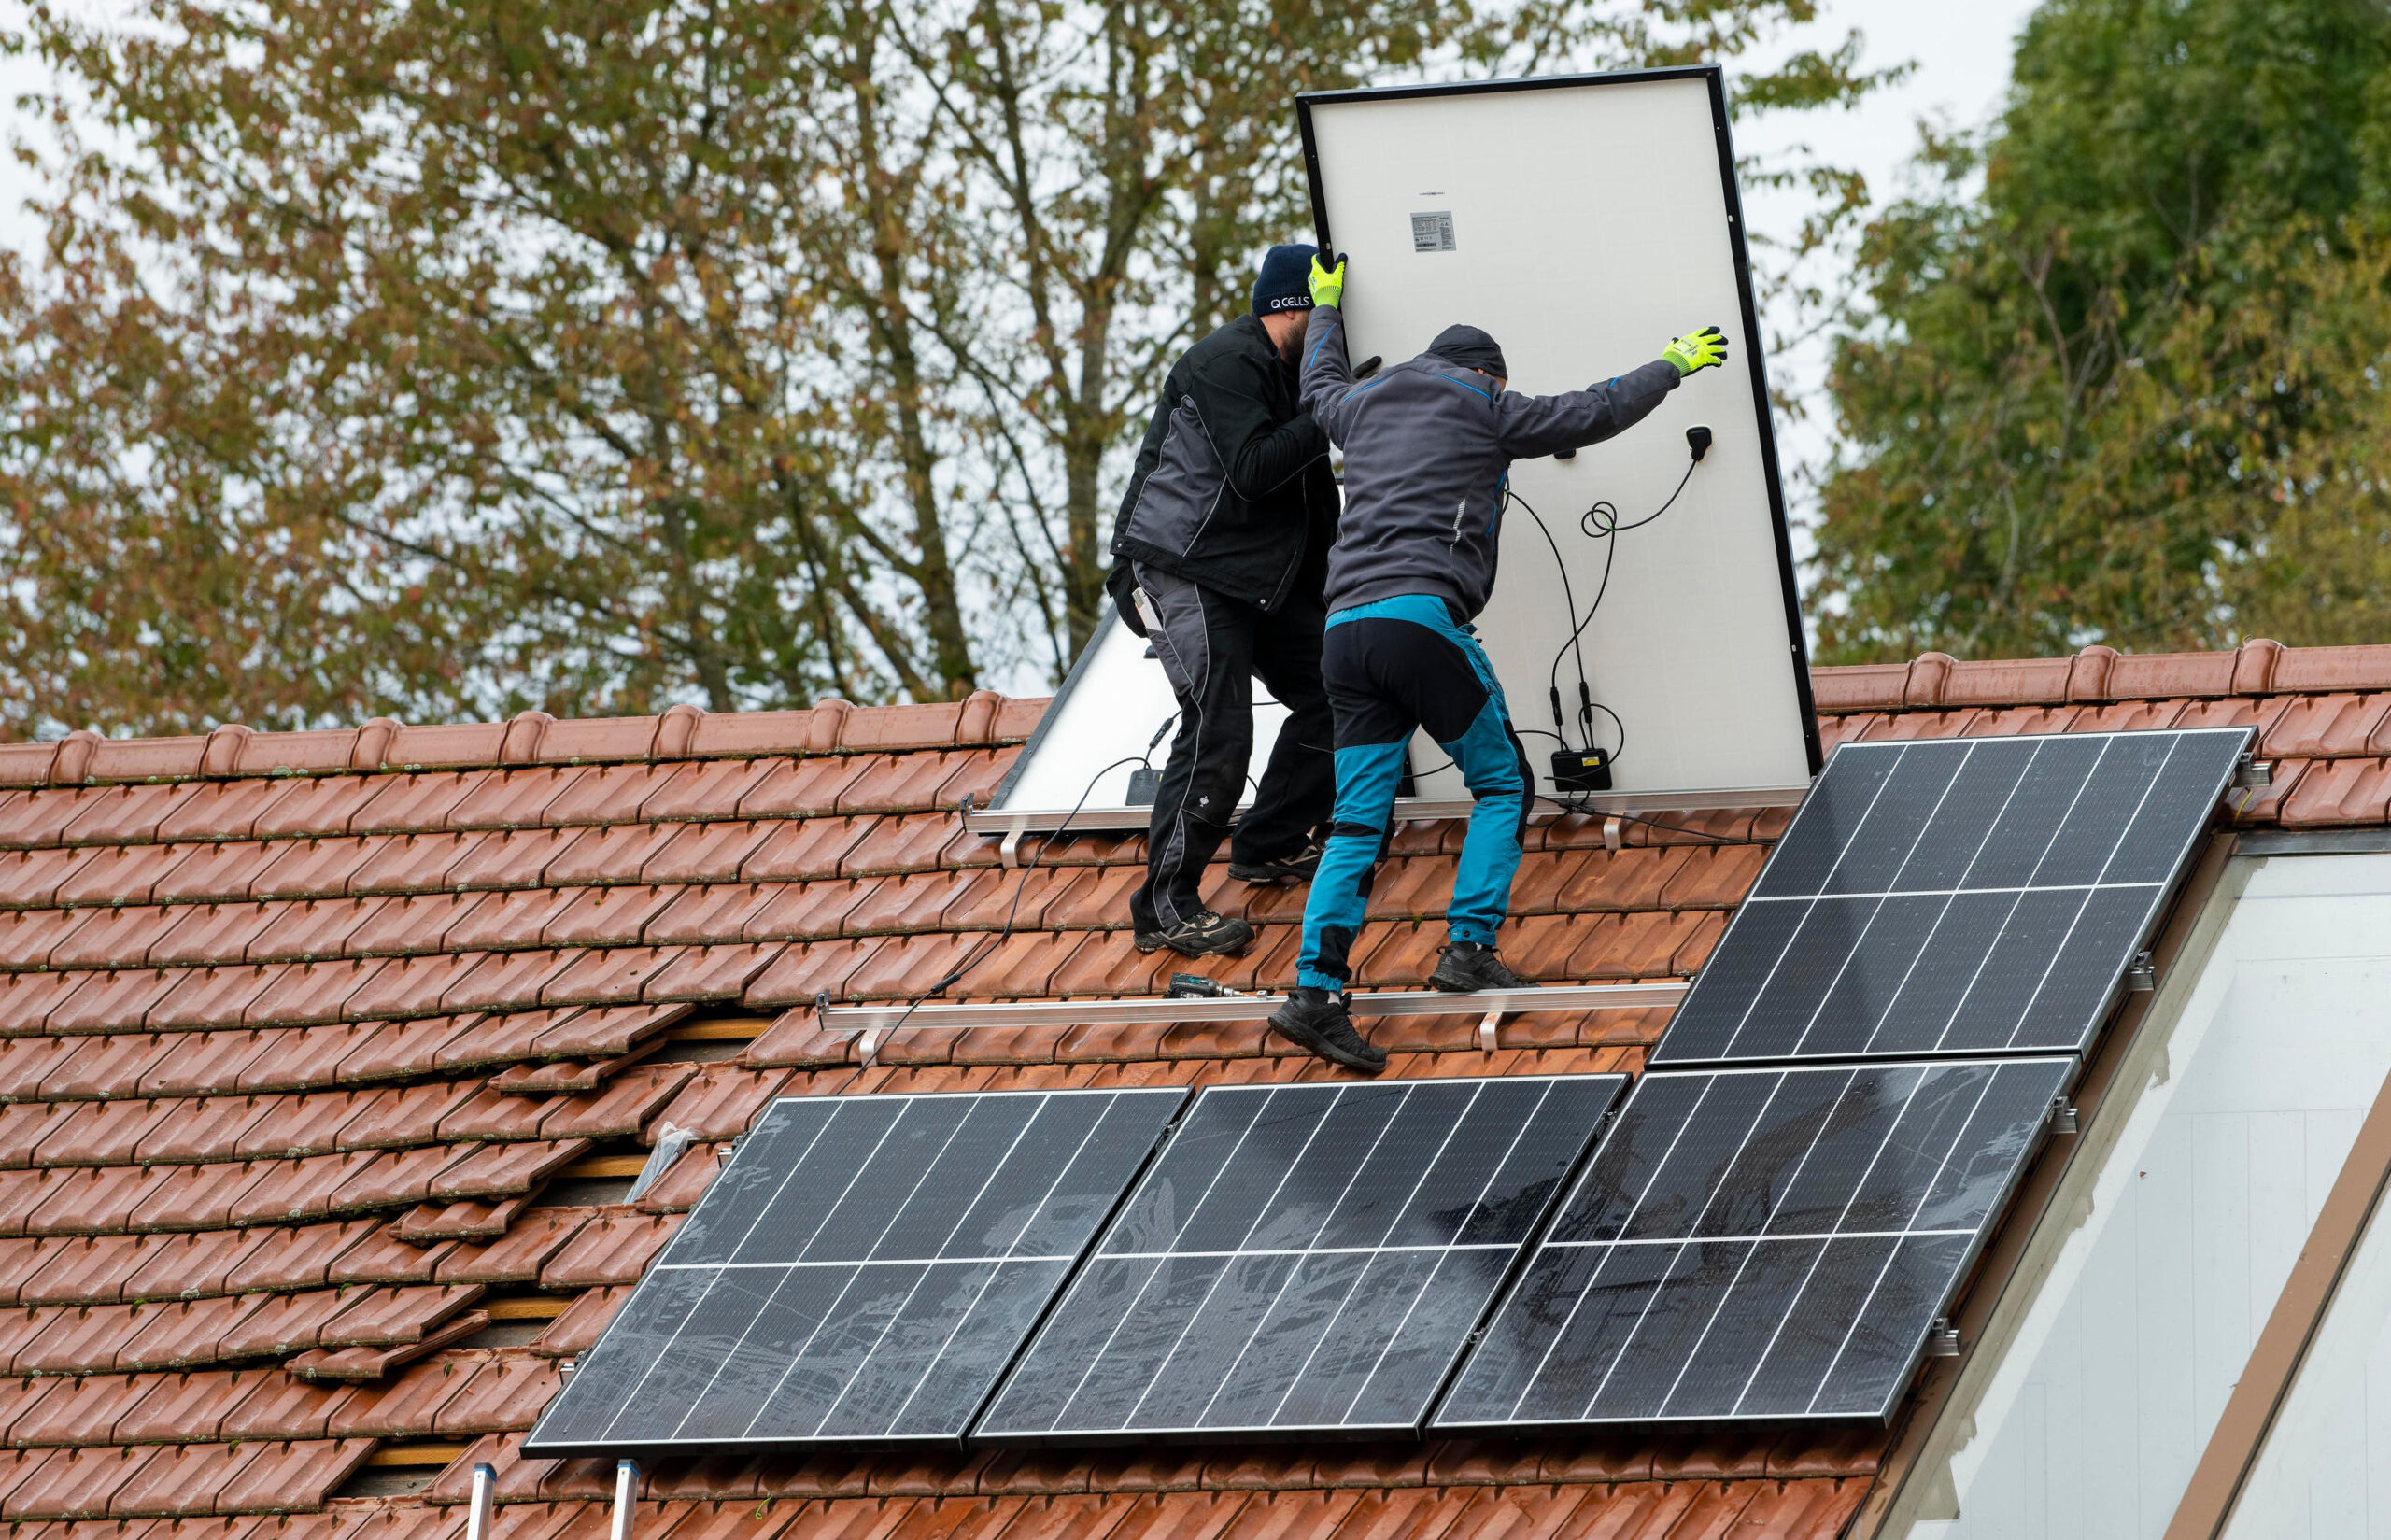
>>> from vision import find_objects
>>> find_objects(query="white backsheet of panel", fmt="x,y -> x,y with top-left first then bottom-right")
1303,71 -> 1817,800
994,613 -> 1289,818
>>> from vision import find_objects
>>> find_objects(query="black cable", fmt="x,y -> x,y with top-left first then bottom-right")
1508,456 -> 1700,763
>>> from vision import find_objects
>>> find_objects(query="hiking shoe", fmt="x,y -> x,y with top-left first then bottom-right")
1228,841 -> 1323,883
1267,987 -> 1388,1073
1429,941 -> 1535,993
1133,911 -> 1254,957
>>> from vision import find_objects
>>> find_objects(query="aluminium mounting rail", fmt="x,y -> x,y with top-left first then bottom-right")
819,981 -> 1690,1062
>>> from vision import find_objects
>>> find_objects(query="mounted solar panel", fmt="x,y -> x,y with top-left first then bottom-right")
522,1087 -> 1186,1455
1650,728 -> 2250,1066
974,1074 -> 1625,1443
1432,1056 -> 2070,1431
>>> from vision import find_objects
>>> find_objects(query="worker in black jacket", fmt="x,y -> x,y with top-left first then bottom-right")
1106,244 -> 1341,958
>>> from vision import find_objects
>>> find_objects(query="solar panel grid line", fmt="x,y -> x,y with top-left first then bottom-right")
1700,734 -> 1971,1063
1772,1063 -> 2003,1419
1671,1058 -> 1975,1420
1430,1058 -> 2073,1431
1991,732 -> 2193,1054
522,1085 -> 1189,1455
588,1095 -> 890,1445
1916,738 -> 2123,1060
1741,881 -> 2164,902
652,1254 -> 1083,1270
1494,1072 -> 1721,1422
1134,1081 -> 1364,1432
1188,1081 -> 1463,1433
642,1095 -> 969,1444
974,1074 -> 1626,1443
803,1093 -> 1084,1440
772,1091 -> 1163,1443
1653,728 -> 2250,1066
1324,1079 -> 1573,1433
1065,1078 -> 1447,1436
1040,1080 -> 1301,1433
1771,736 -> 2072,1063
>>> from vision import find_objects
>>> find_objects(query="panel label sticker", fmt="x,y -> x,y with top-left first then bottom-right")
1410,210 -> 1456,252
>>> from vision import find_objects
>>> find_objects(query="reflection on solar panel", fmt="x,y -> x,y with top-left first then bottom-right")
977,1075 -> 1624,1441
522,1087 -> 1186,1454
1432,1057 -> 2069,1430
1651,728 -> 2248,1065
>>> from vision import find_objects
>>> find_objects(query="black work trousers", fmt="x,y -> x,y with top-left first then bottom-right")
1129,562 -> 1335,932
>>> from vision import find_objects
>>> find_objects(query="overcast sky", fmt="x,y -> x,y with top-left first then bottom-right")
1738,0 -> 2043,517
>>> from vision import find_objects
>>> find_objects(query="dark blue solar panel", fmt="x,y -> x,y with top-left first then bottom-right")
523,1086 -> 1186,1454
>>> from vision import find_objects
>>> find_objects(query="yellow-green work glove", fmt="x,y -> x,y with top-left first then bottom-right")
1309,254 -> 1346,309
1662,324 -> 1728,375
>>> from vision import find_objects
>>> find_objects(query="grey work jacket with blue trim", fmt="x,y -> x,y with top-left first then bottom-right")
1299,304 -> 1681,620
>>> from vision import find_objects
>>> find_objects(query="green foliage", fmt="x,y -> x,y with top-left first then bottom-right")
0,0 -> 1885,737
1814,0 -> 2391,662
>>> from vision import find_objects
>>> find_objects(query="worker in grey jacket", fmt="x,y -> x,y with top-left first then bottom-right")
1266,254 -> 1728,1072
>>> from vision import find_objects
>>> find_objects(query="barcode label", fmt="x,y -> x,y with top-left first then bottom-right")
1410,210 -> 1457,252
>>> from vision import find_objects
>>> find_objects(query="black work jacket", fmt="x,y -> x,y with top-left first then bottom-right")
1107,313 -> 1337,615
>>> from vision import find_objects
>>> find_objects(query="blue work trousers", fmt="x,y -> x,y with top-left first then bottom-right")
1295,595 -> 1534,991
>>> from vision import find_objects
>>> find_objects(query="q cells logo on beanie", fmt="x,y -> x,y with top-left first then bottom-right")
1252,243 -> 1320,317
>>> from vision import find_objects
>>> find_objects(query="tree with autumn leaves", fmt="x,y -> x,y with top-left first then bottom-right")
0,0 -> 1885,737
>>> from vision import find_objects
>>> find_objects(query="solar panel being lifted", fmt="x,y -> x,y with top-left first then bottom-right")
1433,1056 -> 2069,1431
522,1087 -> 1186,1455
977,1074 -> 1625,1443
1650,728 -> 2249,1066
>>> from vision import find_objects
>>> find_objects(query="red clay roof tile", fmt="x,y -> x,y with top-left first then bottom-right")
344,953 -> 477,1021
529,1286 -> 622,1360
539,1210 -> 679,1288
542,764 -> 673,827
734,756 -> 870,820
146,843 -> 276,906
432,1209 -> 587,1286
123,1229 -> 271,1303
741,881 -> 867,942
21,1235 -> 145,1305
643,760 -> 783,824
740,817 -> 875,883
2281,756 -> 2391,827
398,1192 -> 531,1242
542,825 -> 679,889
222,1222 -> 376,1295
245,894 -> 380,970
541,887 -> 679,951
0,848 -> 99,911
541,948 -> 675,1010
58,784 -> 201,849
0,910 -> 90,972
644,883 -> 779,946
332,1017 -> 479,1085
448,766 -> 587,832
347,832 -> 481,897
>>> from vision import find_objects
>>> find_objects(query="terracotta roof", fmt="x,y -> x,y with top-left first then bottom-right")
0,640 -> 2378,1538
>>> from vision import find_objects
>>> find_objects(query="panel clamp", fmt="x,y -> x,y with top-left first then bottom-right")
2124,951 -> 2157,991
2049,1097 -> 2079,1136
1925,1318 -> 1960,1358
2234,756 -> 2273,790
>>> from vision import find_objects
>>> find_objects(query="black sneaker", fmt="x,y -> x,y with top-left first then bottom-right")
1133,911 -> 1254,957
1227,841 -> 1323,883
1429,941 -> 1535,992
1267,987 -> 1388,1073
